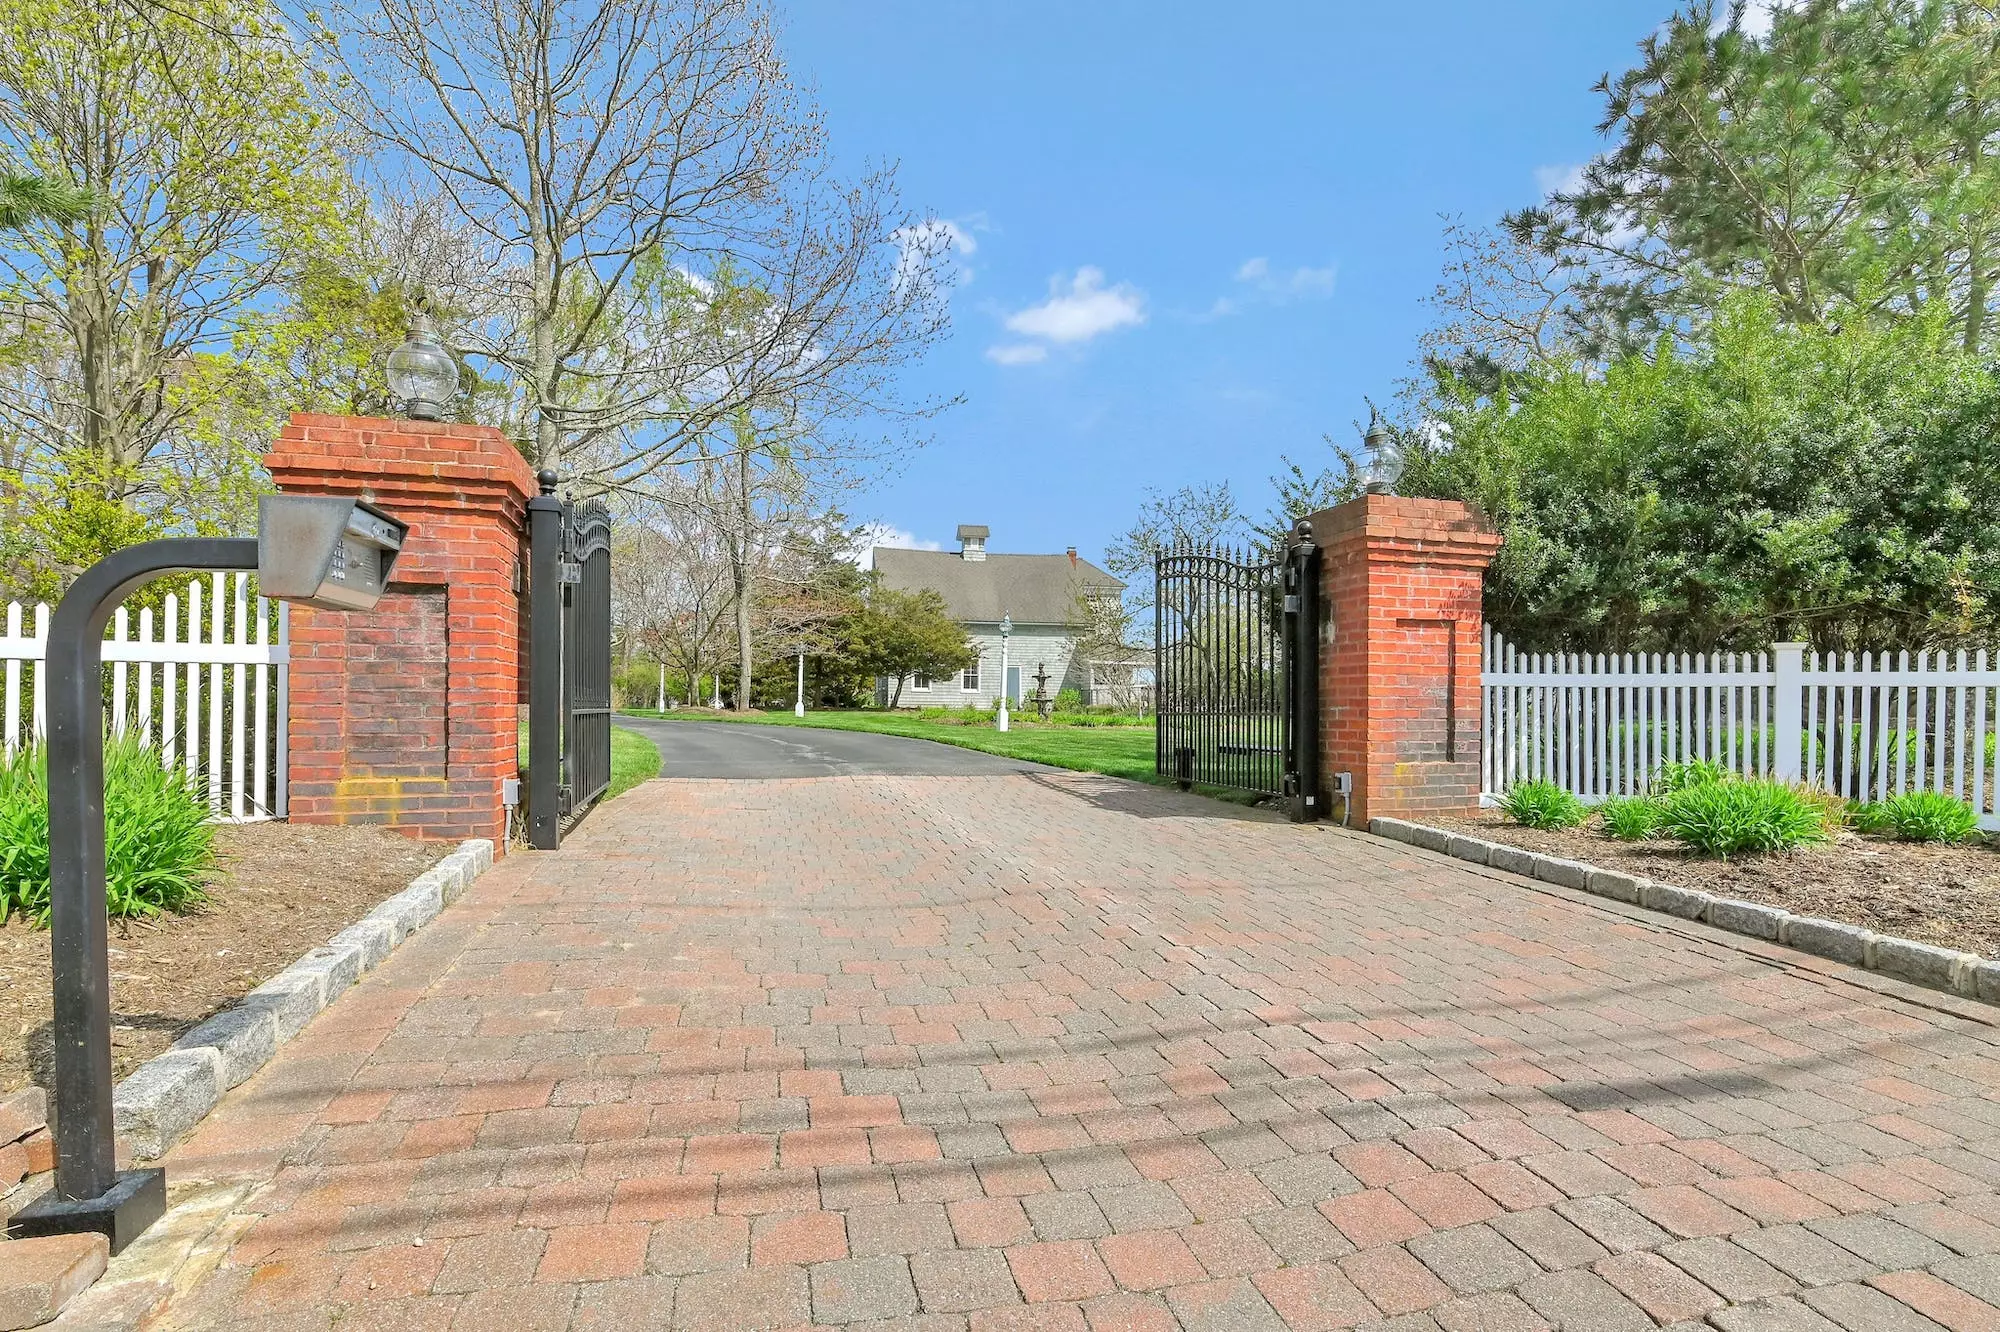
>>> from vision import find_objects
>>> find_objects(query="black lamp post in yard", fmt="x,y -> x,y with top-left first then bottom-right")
5,498 -> 406,1253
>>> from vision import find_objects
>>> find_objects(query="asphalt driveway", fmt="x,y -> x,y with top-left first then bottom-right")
617,716 -> 1059,779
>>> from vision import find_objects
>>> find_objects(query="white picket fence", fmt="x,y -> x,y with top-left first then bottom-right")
1,574 -> 290,821
1481,629 -> 2000,828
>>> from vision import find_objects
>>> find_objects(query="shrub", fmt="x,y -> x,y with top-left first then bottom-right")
1657,779 -> 1827,857
1880,790 -> 1980,843
0,741 -> 212,925
1599,796 -> 1660,840
1848,801 -> 1895,834
1651,760 -> 1730,795
1499,780 -> 1587,829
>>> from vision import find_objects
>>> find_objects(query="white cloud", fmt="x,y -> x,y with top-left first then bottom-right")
1002,267 -> 1146,344
985,342 -> 1048,366
1534,163 -> 1588,198
1232,256 -> 1335,302
853,524 -> 942,570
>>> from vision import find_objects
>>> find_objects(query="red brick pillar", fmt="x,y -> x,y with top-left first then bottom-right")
264,413 -> 537,850
1308,495 -> 1502,826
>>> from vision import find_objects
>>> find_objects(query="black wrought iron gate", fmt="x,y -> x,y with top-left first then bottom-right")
1155,521 -> 1321,820
528,474 -> 613,849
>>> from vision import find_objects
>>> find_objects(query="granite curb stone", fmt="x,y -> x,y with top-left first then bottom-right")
1706,898 -> 1791,942
110,838 -> 494,1161
1640,881 -> 1715,920
1532,856 -> 1593,891
1778,916 -> 1876,967
1585,868 -> 1646,904
1368,821 -> 1995,1006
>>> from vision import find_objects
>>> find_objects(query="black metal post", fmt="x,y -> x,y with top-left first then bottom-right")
527,471 -> 563,849
6,537 -> 258,1252
1285,521 -> 1323,823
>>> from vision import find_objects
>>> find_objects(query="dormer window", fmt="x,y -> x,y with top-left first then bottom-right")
957,524 -> 989,561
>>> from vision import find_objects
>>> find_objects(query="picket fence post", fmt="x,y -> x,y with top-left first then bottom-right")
1771,642 -> 1806,782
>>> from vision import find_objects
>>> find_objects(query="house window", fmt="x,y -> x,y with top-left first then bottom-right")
912,672 -> 931,690
962,658 -> 980,691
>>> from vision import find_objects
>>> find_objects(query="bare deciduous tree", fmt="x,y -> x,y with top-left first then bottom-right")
324,0 -> 955,476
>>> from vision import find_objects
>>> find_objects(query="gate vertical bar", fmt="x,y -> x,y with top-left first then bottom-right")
1285,521 -> 1321,821
527,470 -> 563,849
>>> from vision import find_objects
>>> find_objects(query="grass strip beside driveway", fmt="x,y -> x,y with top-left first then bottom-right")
609,724 -> 663,799
521,724 -> 664,803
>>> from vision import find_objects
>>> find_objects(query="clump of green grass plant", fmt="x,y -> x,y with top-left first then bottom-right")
1655,778 -> 1828,858
1878,790 -> 1980,843
0,740 -> 212,926
1598,796 -> 1661,840
1498,780 -> 1587,830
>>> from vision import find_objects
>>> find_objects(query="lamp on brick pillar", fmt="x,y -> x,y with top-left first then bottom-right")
1360,416 -> 1404,495
264,413 -> 538,851
385,317 -> 459,422
1306,495 -> 1500,827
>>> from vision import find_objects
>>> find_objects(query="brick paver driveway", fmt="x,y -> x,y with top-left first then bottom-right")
149,770 -> 2000,1331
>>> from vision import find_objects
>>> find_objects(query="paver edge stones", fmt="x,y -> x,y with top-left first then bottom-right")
1366,818 -> 1994,1008
109,838 -> 493,1161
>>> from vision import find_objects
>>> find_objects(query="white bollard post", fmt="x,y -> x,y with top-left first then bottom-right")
795,651 -> 805,717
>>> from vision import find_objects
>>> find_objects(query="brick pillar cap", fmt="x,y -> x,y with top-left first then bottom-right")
263,413 -> 537,509
1311,493 -> 1501,555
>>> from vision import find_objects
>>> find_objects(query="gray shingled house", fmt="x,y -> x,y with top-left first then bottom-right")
871,525 -> 1124,708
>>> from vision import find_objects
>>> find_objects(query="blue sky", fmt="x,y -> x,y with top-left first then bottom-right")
779,1 -> 1689,567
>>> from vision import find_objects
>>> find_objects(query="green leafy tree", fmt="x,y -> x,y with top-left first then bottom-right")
0,0 -> 351,595
1512,0 -> 2000,355
1399,292 -> 2000,653
842,587 -> 974,708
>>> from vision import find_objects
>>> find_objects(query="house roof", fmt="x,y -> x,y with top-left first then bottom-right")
873,547 -> 1123,625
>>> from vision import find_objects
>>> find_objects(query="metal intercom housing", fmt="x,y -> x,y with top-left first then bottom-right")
257,496 -> 409,610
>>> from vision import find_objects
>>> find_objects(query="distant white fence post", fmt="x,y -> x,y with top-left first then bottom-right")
1771,642 -> 1806,783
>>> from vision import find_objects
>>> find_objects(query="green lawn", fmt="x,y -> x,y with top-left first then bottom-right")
608,724 -> 662,799
519,723 -> 663,803
622,708 -> 1159,782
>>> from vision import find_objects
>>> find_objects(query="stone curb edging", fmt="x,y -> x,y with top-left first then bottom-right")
110,839 -> 495,1160
1369,817 -> 2000,1008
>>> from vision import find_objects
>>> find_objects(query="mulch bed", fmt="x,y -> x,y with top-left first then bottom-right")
0,823 -> 447,1096
1432,811 -> 2000,961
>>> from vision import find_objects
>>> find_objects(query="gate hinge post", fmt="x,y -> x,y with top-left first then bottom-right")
526,471 -> 565,849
